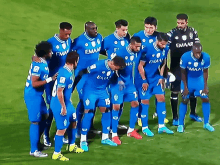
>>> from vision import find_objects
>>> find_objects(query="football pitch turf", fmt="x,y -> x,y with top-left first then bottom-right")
0,0 -> 220,164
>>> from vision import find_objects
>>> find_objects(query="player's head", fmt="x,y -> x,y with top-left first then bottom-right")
144,17 -> 157,35
85,21 -> 98,38
129,36 -> 142,52
59,22 -> 72,40
66,51 -> 79,69
35,41 -> 52,60
109,56 -> 126,70
192,43 -> 202,59
176,13 -> 188,30
115,19 -> 128,38
156,33 -> 169,49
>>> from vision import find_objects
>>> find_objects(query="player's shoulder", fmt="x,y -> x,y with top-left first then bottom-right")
97,33 -> 103,39
133,30 -> 144,37
168,27 -> 178,34
188,26 -> 198,32
182,51 -> 191,59
47,35 -> 56,43
104,33 -> 114,40
202,52 -> 210,59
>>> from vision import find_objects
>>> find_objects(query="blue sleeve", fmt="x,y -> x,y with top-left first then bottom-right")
71,37 -> 79,51
180,54 -> 188,69
203,53 -> 210,69
101,37 -> 109,51
57,71 -> 67,88
140,47 -> 147,62
87,63 -> 99,74
31,62 -> 42,77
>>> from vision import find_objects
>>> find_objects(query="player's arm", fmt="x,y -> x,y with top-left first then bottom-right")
72,68 -> 89,91
138,60 -> 148,91
57,87 -> 67,116
180,56 -> 189,96
202,54 -> 210,94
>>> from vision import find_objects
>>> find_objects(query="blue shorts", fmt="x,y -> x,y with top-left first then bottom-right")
181,76 -> 208,99
50,98 -> 77,130
137,80 -> 165,100
24,94 -> 48,122
83,88 -> 110,110
76,75 -> 88,100
110,82 -> 138,104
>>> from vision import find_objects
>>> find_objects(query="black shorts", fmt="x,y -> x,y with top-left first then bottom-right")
170,67 -> 181,92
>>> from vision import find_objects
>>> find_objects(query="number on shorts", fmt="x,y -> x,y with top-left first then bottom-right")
105,98 -> 110,105
52,80 -> 58,97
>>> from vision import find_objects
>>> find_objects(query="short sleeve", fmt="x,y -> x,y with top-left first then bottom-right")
31,63 -> 41,77
140,47 -> 147,62
71,37 -> 79,51
57,71 -> 67,88
180,54 -> 188,69
203,53 -> 210,69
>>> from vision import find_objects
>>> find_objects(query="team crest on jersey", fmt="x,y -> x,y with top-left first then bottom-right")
156,53 -> 161,58
182,35 -> 187,41
85,99 -> 90,106
102,71 -> 105,74
56,45 -> 59,49
60,77 -> 66,83
114,94 -> 118,101
85,43 -> 88,47
114,41 -> 118,44
62,43 -> 66,49
194,62 -> 198,67
33,66 -> 40,72
142,39 -> 146,43
121,40 -> 125,46
189,32 -> 193,39
201,60 -> 204,66
130,55 -> 134,61
188,62 -> 192,65
149,39 -> 153,43
125,56 -> 128,60
162,50 -> 165,56
107,71 -> 111,76
97,39 -> 100,44
91,41 -> 96,47
175,36 -> 179,40
152,54 -> 155,57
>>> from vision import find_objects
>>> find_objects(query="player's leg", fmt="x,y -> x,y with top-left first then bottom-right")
76,99 -> 84,137
153,98 -> 169,124
177,96 -> 189,133
189,96 -> 203,122
117,103 -> 128,129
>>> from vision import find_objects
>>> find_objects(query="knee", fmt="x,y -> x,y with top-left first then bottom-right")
156,96 -> 165,102
56,129 -> 66,135
131,101 -> 139,108
202,98 -> 209,103
113,104 -> 120,111
141,99 -> 149,105
182,98 -> 189,104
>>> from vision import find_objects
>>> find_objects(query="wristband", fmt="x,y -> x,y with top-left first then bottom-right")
46,77 -> 53,83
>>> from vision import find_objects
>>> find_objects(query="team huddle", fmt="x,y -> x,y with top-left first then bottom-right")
24,13 -> 215,161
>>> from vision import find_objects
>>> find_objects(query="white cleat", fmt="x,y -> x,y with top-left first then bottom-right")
30,150 -> 48,157
43,135 -> 51,147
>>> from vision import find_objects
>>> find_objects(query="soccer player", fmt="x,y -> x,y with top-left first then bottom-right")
110,36 -> 142,145
167,14 -> 202,125
79,56 -> 126,151
51,51 -> 84,161
138,33 -> 174,136
72,21 -> 103,135
43,22 -> 72,146
177,43 -> 215,133
24,41 -> 57,157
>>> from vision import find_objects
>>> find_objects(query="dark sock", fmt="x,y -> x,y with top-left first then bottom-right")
190,97 -> 197,115
170,93 -> 178,119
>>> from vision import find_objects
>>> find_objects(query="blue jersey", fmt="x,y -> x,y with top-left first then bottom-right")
24,58 -> 49,96
102,31 -> 130,59
51,65 -> 74,103
140,42 -> 169,84
72,32 -> 103,76
180,51 -> 210,78
47,34 -> 71,76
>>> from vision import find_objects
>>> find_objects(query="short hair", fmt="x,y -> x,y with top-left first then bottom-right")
157,33 -> 169,42
66,51 -> 79,64
176,13 -> 188,21
60,22 -> 72,30
144,17 -> 157,26
112,56 -> 126,69
192,42 -> 202,50
115,19 -> 128,28
85,21 -> 95,30
35,41 -> 52,57
130,36 -> 141,44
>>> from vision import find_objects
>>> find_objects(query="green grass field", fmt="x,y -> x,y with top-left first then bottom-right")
1,0 -> 220,164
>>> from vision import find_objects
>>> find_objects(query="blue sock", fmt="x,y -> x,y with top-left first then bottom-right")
202,102 -> 210,124
30,123 -> 39,153
102,111 -> 110,134
67,127 -> 77,144
138,102 -> 142,118
81,112 -> 94,135
39,120 -> 46,138
54,135 -> 64,153
118,104 -> 123,120
44,109 -> 53,138
141,103 -> 149,127
179,103 -> 187,125
129,106 -> 139,129
157,102 -> 166,125
76,100 -> 84,134
112,109 -> 119,133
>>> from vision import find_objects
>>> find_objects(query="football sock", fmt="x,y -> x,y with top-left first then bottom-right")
54,135 -> 64,153
81,112 -> 94,135
39,120 -> 46,138
129,106 -> 139,129
170,93 -> 178,119
30,123 -> 39,153
202,102 -> 210,124
179,102 -> 187,125
90,109 -> 97,129
102,133 -> 109,140
190,97 -> 197,115
141,103 -> 149,127
102,111 -> 110,134
81,134 -> 87,142
76,100 -> 84,133
138,102 -> 142,118
67,127 -> 77,145
112,109 -> 119,134
157,102 -> 166,125
44,108 -> 53,138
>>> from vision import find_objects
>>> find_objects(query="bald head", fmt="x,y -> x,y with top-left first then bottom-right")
85,21 -> 98,38
192,43 -> 202,59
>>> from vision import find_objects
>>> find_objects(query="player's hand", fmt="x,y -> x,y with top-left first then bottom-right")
52,73 -> 58,81
182,87 -> 189,96
118,80 -> 125,91
60,106 -> 67,116
157,79 -> 165,90
142,83 -> 149,91
202,88 -> 209,95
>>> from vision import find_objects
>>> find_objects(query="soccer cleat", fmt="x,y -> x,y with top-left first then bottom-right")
52,153 -> 69,161
118,124 -> 128,129
204,123 -> 215,132
101,138 -> 118,146
30,150 -> 48,157
177,125 -> 184,133
80,141 -> 89,152
127,130 -> 142,139
67,144 -> 84,153
112,136 -> 122,145
63,137 -> 69,144
142,128 -> 154,137
158,127 -> 174,134
43,135 -> 51,147
190,114 -> 203,122
172,119 -> 179,126
137,118 -> 142,127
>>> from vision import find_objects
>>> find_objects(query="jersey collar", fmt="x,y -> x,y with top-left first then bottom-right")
64,64 -> 72,73
191,51 -> 197,61
144,30 -> 150,38
84,32 -> 95,41
105,60 -> 110,70
126,45 -> 134,55
39,57 -> 47,63
114,31 -> 124,40
153,42 -> 160,51
54,34 -> 65,43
